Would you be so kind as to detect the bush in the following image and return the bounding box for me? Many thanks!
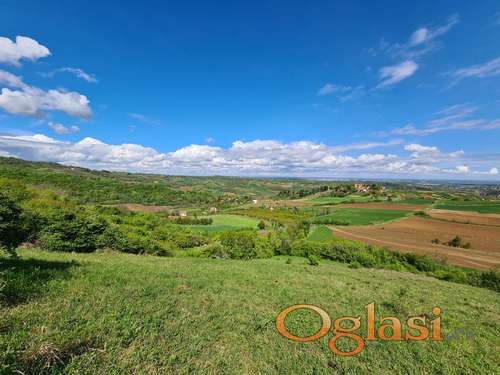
[447,235,462,248]
[202,242,227,258]
[217,231,257,259]
[0,193,31,256]
[257,220,266,230]
[307,254,320,266]
[39,209,108,253]
[255,237,274,258]
[103,229,173,256]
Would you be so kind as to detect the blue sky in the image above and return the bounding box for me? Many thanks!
[0,0,499,179]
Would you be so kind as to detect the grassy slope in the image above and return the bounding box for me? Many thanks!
[190,214,261,232]
[314,208,410,225]
[1,250,499,374]
[307,225,334,241]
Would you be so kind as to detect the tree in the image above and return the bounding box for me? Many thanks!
[0,193,28,257]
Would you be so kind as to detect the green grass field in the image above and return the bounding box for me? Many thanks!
[307,225,334,241]
[189,214,262,232]
[1,249,498,374]
[393,198,434,205]
[313,208,410,226]
[434,201,500,214]
[303,195,374,205]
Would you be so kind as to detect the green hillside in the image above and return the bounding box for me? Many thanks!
[1,249,499,374]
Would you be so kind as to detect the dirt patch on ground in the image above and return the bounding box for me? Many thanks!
[331,216,500,270]
[110,203,172,213]
[334,202,427,211]
[428,209,500,226]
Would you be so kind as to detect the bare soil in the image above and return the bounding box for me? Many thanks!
[428,209,500,226]
[331,216,500,270]
[109,203,172,213]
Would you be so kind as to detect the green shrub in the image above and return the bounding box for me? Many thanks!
[255,238,274,259]
[307,254,320,266]
[39,208,108,253]
[218,231,257,259]
[201,242,227,258]
[0,193,32,256]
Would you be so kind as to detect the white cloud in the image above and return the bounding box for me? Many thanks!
[0,36,51,66]
[0,70,27,89]
[317,83,351,96]
[0,70,91,118]
[490,167,498,175]
[381,104,500,137]
[405,143,440,158]
[128,112,160,125]
[42,67,98,83]
[377,60,418,88]
[0,134,495,178]
[48,121,80,135]
[449,57,500,82]
[373,15,459,60]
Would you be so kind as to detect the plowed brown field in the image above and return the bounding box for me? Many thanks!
[331,216,500,270]
[428,209,500,226]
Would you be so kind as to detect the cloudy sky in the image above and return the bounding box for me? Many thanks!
[0,1,499,179]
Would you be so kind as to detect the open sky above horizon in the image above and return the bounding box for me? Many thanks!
[0,0,499,179]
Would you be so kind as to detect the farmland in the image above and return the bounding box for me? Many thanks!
[313,208,411,226]
[303,194,375,205]
[331,216,500,270]
[1,157,500,374]
[434,201,500,214]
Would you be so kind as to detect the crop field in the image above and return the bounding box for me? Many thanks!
[434,201,500,214]
[394,198,435,205]
[331,216,500,270]
[428,209,500,226]
[189,214,261,232]
[303,195,375,205]
[314,208,410,226]
[307,225,334,241]
[1,249,499,374]
[334,202,427,211]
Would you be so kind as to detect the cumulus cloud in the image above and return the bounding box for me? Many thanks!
[0,70,91,118]
[490,167,498,175]
[48,121,80,135]
[377,61,418,88]
[0,36,51,66]
[0,134,495,178]
[404,143,464,161]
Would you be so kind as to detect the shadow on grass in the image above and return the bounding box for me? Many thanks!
[0,257,79,307]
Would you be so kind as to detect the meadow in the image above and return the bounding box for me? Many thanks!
[189,214,262,232]
[303,195,375,205]
[307,225,334,241]
[1,249,499,374]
